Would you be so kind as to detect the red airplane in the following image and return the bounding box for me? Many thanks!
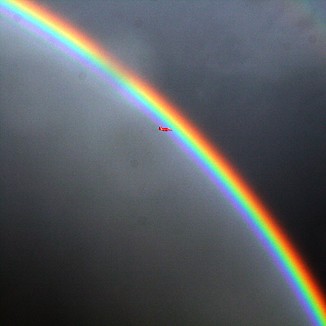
[158,126,172,132]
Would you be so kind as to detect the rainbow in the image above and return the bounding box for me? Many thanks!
[1,1,325,324]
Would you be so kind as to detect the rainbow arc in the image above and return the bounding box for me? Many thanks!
[0,1,325,324]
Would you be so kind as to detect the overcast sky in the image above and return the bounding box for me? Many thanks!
[1,1,325,325]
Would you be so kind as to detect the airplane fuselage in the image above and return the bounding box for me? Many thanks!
[158,126,172,132]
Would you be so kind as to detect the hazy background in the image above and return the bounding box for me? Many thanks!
[1,1,325,325]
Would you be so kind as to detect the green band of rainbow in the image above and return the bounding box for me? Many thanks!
[1,1,325,324]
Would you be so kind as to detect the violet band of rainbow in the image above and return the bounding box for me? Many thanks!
[1,1,325,325]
